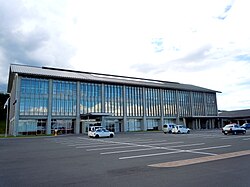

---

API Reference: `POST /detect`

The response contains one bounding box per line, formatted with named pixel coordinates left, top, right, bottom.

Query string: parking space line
left=165, top=143, right=205, bottom=148
left=86, top=145, right=141, bottom=151
left=148, top=150, right=250, bottom=168
left=222, top=135, right=250, bottom=140
left=243, top=138, right=250, bottom=141
left=101, top=147, right=160, bottom=155
left=119, top=150, right=184, bottom=160
left=188, top=145, right=231, bottom=151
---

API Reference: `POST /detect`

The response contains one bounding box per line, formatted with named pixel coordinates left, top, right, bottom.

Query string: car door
left=101, top=129, right=110, bottom=137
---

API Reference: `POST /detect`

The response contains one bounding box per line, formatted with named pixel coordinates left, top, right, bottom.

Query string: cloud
left=1, top=0, right=250, bottom=111
left=0, top=0, right=75, bottom=87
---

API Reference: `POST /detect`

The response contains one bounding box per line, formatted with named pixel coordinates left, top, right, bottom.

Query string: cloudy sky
left=1, top=0, right=250, bottom=111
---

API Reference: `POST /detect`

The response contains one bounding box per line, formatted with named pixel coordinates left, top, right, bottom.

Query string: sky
left=0, top=0, right=250, bottom=111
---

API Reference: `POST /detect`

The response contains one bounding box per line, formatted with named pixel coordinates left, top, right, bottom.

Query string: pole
left=5, top=99, right=9, bottom=137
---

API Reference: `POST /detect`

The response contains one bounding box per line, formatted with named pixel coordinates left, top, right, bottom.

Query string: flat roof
left=8, top=64, right=221, bottom=93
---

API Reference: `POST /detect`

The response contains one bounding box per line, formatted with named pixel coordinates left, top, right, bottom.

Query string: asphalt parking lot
left=1, top=130, right=250, bottom=187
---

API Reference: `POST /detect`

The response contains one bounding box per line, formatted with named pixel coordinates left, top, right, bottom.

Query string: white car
left=222, top=124, right=246, bottom=135
left=171, top=125, right=190, bottom=134
left=88, top=128, right=114, bottom=138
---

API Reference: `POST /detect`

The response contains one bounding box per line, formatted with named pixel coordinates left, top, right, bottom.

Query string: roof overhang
left=80, top=112, right=113, bottom=120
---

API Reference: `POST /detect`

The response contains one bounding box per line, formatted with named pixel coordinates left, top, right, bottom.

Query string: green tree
left=0, top=93, right=9, bottom=134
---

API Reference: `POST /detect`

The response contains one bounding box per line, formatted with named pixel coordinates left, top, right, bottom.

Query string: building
left=219, top=109, right=250, bottom=126
left=7, top=64, right=221, bottom=136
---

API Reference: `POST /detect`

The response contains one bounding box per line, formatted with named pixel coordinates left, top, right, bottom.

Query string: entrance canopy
left=80, top=112, right=113, bottom=120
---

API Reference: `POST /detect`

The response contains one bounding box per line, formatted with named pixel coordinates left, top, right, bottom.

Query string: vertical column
left=47, top=79, right=52, bottom=135
left=75, top=81, right=80, bottom=134
left=176, top=90, right=180, bottom=125
left=101, top=83, right=105, bottom=113
left=203, top=93, right=208, bottom=116
left=190, top=91, right=194, bottom=117
left=142, top=87, right=147, bottom=131
left=123, top=85, right=127, bottom=132
left=13, top=74, right=20, bottom=136
left=159, top=89, right=164, bottom=131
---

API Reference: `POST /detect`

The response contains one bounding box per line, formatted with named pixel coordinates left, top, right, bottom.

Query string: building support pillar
left=75, top=81, right=80, bottom=134
left=46, top=79, right=53, bottom=135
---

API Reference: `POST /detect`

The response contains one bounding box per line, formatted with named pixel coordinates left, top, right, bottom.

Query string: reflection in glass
left=52, top=80, right=77, bottom=116
left=20, top=78, right=49, bottom=116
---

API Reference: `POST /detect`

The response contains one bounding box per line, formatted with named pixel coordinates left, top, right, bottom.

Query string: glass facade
left=162, top=90, right=177, bottom=117
left=193, top=92, right=206, bottom=116
left=52, top=80, right=77, bottom=116
left=178, top=91, right=192, bottom=117
left=125, top=119, right=141, bottom=132
left=80, top=83, right=102, bottom=114
left=13, top=74, right=219, bottom=135
left=145, top=88, right=161, bottom=117
left=20, top=78, right=49, bottom=116
left=104, top=84, right=123, bottom=116
left=205, top=93, right=217, bottom=116
left=126, top=86, right=143, bottom=117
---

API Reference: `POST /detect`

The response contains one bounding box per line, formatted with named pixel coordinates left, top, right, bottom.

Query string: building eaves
left=9, top=64, right=220, bottom=93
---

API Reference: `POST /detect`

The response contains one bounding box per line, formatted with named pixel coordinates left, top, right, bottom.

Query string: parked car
left=241, top=123, right=250, bottom=130
left=163, top=123, right=176, bottom=134
left=171, top=125, right=190, bottom=134
left=88, top=128, right=114, bottom=138
left=222, top=124, right=246, bottom=135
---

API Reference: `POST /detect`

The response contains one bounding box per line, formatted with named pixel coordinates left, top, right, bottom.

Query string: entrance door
left=81, top=121, right=102, bottom=134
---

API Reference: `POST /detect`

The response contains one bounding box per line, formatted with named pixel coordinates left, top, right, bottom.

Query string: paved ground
left=1, top=130, right=250, bottom=187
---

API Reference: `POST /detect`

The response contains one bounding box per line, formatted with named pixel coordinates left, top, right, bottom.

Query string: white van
left=163, top=123, right=176, bottom=134
left=88, top=126, right=103, bottom=136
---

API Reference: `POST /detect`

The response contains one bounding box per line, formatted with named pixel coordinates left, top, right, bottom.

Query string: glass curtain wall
left=125, top=119, right=141, bottom=132
left=104, top=84, right=123, bottom=116
left=193, top=92, right=205, bottom=116
left=20, top=78, right=49, bottom=116
left=145, top=88, right=161, bottom=117
left=52, top=80, right=77, bottom=116
left=126, top=86, right=143, bottom=117
left=178, top=91, right=192, bottom=117
left=205, top=93, right=217, bottom=116
left=162, top=90, right=177, bottom=117
left=80, top=83, right=102, bottom=114
left=146, top=119, right=159, bottom=130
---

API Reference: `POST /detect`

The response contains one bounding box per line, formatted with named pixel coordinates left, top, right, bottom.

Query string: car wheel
left=233, top=131, right=237, bottom=135
left=242, top=131, right=246, bottom=135
left=224, top=132, right=228, bottom=135
left=178, top=131, right=180, bottom=134
left=187, top=130, right=190, bottom=134
left=95, top=134, right=99, bottom=138
left=110, top=134, right=114, bottom=138
left=164, top=132, right=167, bottom=134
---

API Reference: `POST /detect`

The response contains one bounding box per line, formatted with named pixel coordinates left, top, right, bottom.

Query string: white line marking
left=222, top=135, right=250, bottom=140
left=86, top=145, right=140, bottom=151
left=189, top=145, right=231, bottom=151
left=165, top=143, right=205, bottom=148
left=243, top=138, right=250, bottom=140
left=101, top=147, right=159, bottom=155
left=119, top=150, right=184, bottom=160
left=183, top=150, right=217, bottom=156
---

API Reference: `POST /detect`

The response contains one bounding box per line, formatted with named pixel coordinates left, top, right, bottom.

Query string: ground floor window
left=51, top=119, right=74, bottom=134
left=125, top=119, right=141, bottom=132
left=17, top=119, right=46, bottom=135
left=146, top=119, right=159, bottom=130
